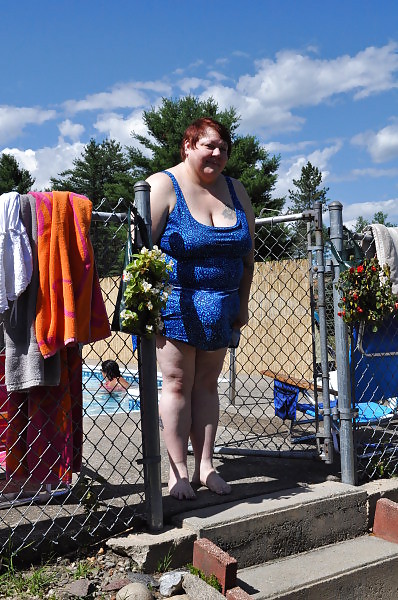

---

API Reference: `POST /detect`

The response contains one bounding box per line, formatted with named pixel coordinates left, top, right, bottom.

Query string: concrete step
left=237, top=535, right=398, bottom=600
left=172, top=481, right=368, bottom=568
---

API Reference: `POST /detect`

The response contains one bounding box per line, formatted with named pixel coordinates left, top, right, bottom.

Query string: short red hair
left=180, top=117, right=232, bottom=161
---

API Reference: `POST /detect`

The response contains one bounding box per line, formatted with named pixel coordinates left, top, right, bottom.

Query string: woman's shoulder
left=146, top=166, right=180, bottom=187
left=227, top=177, right=253, bottom=213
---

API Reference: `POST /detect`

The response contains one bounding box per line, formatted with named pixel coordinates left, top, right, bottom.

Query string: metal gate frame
left=214, top=202, right=335, bottom=465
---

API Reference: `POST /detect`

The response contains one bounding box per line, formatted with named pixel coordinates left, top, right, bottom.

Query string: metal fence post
left=313, top=201, right=333, bottom=463
left=134, top=180, right=163, bottom=530
left=329, top=201, right=356, bottom=485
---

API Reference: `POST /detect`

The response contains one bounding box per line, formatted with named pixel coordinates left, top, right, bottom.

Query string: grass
left=0, top=558, right=56, bottom=599
left=156, top=544, right=174, bottom=573
left=186, top=563, right=222, bottom=592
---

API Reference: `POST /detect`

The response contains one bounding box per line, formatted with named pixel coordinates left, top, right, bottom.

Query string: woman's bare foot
left=192, top=470, right=231, bottom=495
left=169, top=477, right=196, bottom=500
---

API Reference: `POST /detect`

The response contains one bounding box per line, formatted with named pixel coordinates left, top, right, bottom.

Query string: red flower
left=349, top=267, right=355, bottom=274
left=353, top=293, right=359, bottom=300
left=357, top=265, right=364, bottom=273
left=357, top=307, right=363, bottom=313
left=371, top=266, right=377, bottom=271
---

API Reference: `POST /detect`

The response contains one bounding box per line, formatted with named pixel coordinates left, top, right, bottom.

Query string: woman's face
left=185, top=128, right=229, bottom=178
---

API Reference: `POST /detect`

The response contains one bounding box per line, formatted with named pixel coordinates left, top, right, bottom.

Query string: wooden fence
left=84, top=258, right=312, bottom=379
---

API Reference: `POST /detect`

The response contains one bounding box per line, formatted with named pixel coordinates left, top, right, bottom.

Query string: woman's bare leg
left=156, top=336, right=196, bottom=500
left=190, top=347, right=231, bottom=495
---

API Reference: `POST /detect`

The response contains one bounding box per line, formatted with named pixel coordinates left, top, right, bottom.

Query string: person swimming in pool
left=101, top=360, right=130, bottom=393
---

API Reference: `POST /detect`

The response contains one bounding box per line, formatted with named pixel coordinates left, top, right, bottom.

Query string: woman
left=101, top=360, right=130, bottom=393
left=147, top=117, right=255, bottom=500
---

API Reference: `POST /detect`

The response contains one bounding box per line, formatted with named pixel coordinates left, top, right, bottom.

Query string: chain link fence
left=0, top=201, right=146, bottom=560
left=2, top=195, right=397, bottom=560
left=215, top=212, right=327, bottom=459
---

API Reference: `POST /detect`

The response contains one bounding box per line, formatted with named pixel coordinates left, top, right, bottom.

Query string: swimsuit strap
left=162, top=170, right=242, bottom=223
left=162, top=170, right=183, bottom=200
left=224, top=176, right=242, bottom=210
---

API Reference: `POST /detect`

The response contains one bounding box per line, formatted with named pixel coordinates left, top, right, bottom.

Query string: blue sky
left=1, top=0, right=398, bottom=227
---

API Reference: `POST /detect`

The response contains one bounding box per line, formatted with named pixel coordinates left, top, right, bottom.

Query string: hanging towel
left=0, top=192, right=33, bottom=313
left=3, top=194, right=61, bottom=391
left=364, top=224, right=398, bottom=294
left=31, top=191, right=111, bottom=358
left=273, top=379, right=299, bottom=421
left=5, top=345, right=82, bottom=485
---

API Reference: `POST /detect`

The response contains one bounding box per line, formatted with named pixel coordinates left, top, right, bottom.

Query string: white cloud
left=94, top=110, right=151, bottom=152
left=3, top=142, right=85, bottom=190
left=177, top=77, right=209, bottom=94
left=272, top=142, right=342, bottom=200
left=58, top=119, right=85, bottom=142
left=352, top=120, right=398, bottom=163
left=200, top=42, right=398, bottom=134
left=0, top=106, right=56, bottom=144
left=343, top=198, right=398, bottom=228
left=63, top=80, right=171, bottom=114
left=264, top=140, right=314, bottom=154
left=207, top=70, right=230, bottom=82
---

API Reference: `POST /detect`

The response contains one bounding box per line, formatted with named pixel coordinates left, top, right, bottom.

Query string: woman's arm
left=232, top=179, right=255, bottom=329
left=146, top=172, right=176, bottom=244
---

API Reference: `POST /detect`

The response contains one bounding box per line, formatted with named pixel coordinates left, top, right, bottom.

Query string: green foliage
left=336, top=257, right=398, bottom=331
left=186, top=563, right=222, bottom=592
left=122, top=246, right=173, bottom=336
left=352, top=211, right=397, bottom=233
left=73, top=559, right=93, bottom=580
left=288, top=161, right=329, bottom=212
left=127, top=95, right=288, bottom=257
left=156, top=545, right=175, bottom=573
left=288, top=161, right=330, bottom=257
left=0, top=555, right=56, bottom=599
left=0, top=153, right=35, bottom=194
left=368, top=456, right=398, bottom=480
left=127, top=95, right=239, bottom=179
left=51, top=138, right=135, bottom=208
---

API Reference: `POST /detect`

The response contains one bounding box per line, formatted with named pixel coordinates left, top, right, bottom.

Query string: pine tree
left=0, top=153, right=35, bottom=194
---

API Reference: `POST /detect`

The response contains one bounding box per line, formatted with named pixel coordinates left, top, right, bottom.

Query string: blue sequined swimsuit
left=159, top=171, right=252, bottom=350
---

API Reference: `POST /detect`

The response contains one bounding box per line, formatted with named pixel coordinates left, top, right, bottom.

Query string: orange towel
left=32, top=191, right=110, bottom=358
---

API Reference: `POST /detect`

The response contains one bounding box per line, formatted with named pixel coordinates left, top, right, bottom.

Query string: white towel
left=367, top=224, right=398, bottom=295
left=0, top=192, right=33, bottom=313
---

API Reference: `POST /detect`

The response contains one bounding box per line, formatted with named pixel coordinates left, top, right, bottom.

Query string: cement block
left=193, top=538, right=237, bottom=594
left=106, top=526, right=196, bottom=573
left=363, top=478, right=398, bottom=529
left=182, top=572, right=224, bottom=599
left=373, top=497, right=398, bottom=543
left=238, top=535, right=398, bottom=599
left=175, top=481, right=367, bottom=568
left=226, top=586, right=252, bottom=599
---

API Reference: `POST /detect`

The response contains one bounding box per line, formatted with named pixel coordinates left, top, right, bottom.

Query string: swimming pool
left=82, top=366, right=162, bottom=417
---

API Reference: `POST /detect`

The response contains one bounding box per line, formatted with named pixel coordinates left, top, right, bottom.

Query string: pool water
left=82, top=367, right=162, bottom=417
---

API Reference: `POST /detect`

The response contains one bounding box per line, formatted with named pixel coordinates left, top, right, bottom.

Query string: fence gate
left=215, top=205, right=334, bottom=463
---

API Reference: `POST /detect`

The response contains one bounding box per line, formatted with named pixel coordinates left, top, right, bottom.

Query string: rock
left=102, top=576, right=132, bottom=591
left=182, top=572, right=224, bottom=599
left=116, top=581, right=153, bottom=599
left=158, top=570, right=185, bottom=596
left=107, top=526, right=196, bottom=572
left=127, top=571, right=159, bottom=589
left=63, top=578, right=94, bottom=597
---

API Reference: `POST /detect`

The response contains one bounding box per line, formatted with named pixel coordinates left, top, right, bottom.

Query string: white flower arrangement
left=121, top=246, right=173, bottom=337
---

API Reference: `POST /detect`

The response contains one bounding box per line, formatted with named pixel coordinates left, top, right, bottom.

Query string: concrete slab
left=237, top=535, right=398, bottom=600
left=106, top=526, right=196, bottom=573
left=172, top=481, right=368, bottom=567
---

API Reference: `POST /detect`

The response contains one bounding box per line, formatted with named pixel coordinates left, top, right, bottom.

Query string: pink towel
left=5, top=346, right=82, bottom=485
